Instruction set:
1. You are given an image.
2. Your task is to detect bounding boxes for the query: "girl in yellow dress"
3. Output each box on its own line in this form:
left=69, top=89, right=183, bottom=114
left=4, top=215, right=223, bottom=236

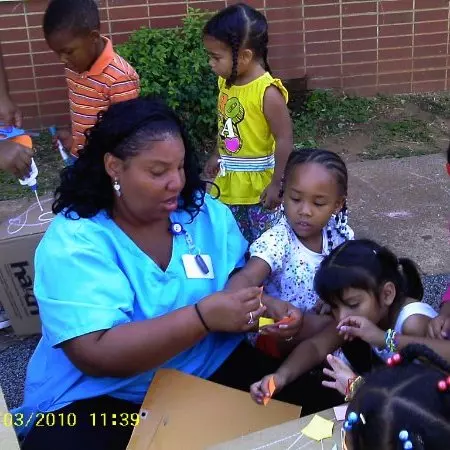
left=203, top=3, right=293, bottom=243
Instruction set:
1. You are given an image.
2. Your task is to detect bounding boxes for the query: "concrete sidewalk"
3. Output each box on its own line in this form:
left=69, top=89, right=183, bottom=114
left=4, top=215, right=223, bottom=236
left=347, top=153, right=449, bottom=275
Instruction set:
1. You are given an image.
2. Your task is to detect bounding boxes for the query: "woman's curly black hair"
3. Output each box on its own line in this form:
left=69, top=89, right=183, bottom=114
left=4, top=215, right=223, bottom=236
left=52, top=96, right=206, bottom=219
left=347, top=344, right=450, bottom=450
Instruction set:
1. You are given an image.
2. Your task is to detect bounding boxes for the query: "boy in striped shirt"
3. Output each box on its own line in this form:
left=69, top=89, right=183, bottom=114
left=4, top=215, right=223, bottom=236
left=43, top=0, right=140, bottom=157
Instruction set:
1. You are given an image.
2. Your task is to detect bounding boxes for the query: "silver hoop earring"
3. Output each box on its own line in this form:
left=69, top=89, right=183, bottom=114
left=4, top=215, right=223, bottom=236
left=113, top=178, right=121, bottom=197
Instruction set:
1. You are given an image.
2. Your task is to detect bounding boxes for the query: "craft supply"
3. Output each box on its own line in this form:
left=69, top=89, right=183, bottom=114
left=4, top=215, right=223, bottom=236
left=262, top=376, right=276, bottom=406
left=277, top=316, right=294, bottom=325
left=259, top=317, right=275, bottom=328
left=301, top=415, right=334, bottom=441
left=49, top=126, right=73, bottom=166
left=333, top=405, right=348, bottom=421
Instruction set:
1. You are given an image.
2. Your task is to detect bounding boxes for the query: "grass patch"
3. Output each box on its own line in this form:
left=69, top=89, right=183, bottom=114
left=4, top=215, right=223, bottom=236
left=0, top=131, right=63, bottom=201
left=407, top=92, right=450, bottom=119
left=363, top=119, right=436, bottom=159
left=292, top=90, right=376, bottom=148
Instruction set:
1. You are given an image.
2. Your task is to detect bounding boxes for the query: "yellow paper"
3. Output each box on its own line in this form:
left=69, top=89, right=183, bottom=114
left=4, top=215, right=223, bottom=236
left=301, top=414, right=334, bottom=441
left=259, top=317, right=275, bottom=328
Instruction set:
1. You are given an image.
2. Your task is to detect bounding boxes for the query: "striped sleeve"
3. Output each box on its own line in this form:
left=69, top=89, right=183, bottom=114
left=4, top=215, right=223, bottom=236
left=108, top=56, right=140, bottom=104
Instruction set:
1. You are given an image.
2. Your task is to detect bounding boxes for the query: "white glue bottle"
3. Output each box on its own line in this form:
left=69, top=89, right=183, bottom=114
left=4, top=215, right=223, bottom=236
left=18, top=158, right=43, bottom=212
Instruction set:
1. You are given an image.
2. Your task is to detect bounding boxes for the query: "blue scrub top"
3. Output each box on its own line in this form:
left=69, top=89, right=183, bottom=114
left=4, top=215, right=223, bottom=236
left=13, top=194, right=248, bottom=438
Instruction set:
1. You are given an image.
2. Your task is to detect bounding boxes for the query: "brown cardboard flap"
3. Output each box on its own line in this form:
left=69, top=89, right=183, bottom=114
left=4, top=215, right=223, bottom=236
left=209, top=407, right=344, bottom=450
left=0, top=195, right=54, bottom=335
left=127, top=369, right=301, bottom=450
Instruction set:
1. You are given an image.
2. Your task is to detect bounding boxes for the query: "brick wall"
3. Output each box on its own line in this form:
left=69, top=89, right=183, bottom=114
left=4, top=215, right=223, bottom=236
left=1, top=0, right=450, bottom=129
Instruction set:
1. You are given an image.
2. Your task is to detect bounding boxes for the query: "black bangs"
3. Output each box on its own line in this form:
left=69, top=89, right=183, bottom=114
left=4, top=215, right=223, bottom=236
left=314, top=265, right=378, bottom=306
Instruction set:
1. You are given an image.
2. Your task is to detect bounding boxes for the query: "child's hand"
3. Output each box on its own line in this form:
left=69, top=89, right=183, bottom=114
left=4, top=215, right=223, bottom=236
left=337, top=316, right=385, bottom=347
left=260, top=180, right=282, bottom=210
left=322, top=354, right=356, bottom=397
left=203, top=153, right=220, bottom=179
left=250, top=373, right=285, bottom=405
left=260, top=308, right=303, bottom=341
left=52, top=128, right=73, bottom=152
left=428, top=315, right=450, bottom=339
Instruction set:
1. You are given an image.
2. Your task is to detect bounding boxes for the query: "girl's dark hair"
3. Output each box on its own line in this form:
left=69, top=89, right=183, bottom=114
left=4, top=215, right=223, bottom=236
left=283, top=148, right=351, bottom=246
left=314, top=239, right=424, bottom=308
left=347, top=344, right=450, bottom=450
left=52, top=96, right=206, bottom=219
left=204, top=3, right=271, bottom=87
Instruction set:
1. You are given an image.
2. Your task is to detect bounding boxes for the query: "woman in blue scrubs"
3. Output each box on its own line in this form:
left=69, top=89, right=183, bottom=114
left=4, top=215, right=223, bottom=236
left=16, top=97, right=343, bottom=450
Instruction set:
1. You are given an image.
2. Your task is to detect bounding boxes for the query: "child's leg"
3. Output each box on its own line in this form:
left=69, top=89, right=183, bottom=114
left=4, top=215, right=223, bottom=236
left=247, top=205, right=282, bottom=242
left=228, top=205, right=253, bottom=243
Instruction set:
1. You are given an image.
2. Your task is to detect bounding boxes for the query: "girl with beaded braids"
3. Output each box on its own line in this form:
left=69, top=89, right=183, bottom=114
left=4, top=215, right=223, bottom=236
left=228, top=149, right=353, bottom=357
left=203, top=3, right=293, bottom=244
left=341, top=344, right=450, bottom=450
left=249, top=239, right=446, bottom=406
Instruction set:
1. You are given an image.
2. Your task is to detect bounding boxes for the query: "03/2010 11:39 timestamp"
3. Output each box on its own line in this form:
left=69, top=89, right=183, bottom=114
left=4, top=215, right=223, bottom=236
left=90, top=413, right=141, bottom=427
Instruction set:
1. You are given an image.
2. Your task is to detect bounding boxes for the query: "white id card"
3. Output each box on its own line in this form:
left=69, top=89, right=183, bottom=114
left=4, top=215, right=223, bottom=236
left=182, top=254, right=214, bottom=279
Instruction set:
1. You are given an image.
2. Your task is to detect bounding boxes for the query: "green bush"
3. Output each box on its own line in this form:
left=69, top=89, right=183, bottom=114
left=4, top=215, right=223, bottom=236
left=116, top=8, right=217, bottom=151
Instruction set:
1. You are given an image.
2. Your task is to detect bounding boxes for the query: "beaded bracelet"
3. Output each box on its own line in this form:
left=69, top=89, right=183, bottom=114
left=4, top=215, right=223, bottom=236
left=385, top=328, right=399, bottom=353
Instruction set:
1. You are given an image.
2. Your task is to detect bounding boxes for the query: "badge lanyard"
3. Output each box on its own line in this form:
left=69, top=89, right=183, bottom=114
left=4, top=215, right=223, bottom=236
left=170, top=222, right=210, bottom=275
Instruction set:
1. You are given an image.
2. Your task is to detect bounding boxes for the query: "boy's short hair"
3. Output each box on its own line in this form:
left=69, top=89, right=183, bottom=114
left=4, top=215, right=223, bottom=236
left=43, top=0, right=100, bottom=38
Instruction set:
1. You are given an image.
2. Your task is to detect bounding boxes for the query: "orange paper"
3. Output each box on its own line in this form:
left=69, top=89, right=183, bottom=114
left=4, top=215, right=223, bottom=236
left=263, top=376, right=276, bottom=406
left=277, top=316, right=294, bottom=325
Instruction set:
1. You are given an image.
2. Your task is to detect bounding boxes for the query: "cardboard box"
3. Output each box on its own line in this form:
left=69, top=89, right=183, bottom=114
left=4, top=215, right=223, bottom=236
left=0, top=387, right=20, bottom=450
left=127, top=369, right=301, bottom=450
left=0, top=195, right=54, bottom=335
left=210, top=406, right=345, bottom=450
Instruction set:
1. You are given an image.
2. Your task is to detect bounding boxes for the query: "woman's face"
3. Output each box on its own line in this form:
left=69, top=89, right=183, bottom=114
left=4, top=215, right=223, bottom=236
left=106, top=135, right=186, bottom=223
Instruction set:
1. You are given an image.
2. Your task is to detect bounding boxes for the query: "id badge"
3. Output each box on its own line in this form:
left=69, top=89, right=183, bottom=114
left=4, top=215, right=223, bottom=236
left=182, top=254, right=215, bottom=279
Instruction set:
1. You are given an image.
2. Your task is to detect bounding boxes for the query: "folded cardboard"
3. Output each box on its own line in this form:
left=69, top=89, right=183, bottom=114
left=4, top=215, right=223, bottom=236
left=127, top=369, right=301, bottom=450
left=0, top=387, right=20, bottom=450
left=209, top=407, right=344, bottom=450
left=0, top=195, right=54, bottom=335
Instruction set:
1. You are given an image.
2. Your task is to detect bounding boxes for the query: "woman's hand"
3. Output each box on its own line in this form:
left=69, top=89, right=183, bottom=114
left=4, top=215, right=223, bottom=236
left=250, top=373, right=286, bottom=405
left=337, top=316, right=385, bottom=347
left=200, top=287, right=266, bottom=333
left=260, top=180, right=282, bottom=210
left=322, top=354, right=356, bottom=396
left=0, top=94, right=22, bottom=127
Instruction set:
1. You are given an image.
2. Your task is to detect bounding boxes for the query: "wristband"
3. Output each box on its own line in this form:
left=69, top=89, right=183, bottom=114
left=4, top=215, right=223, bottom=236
left=194, top=303, right=210, bottom=332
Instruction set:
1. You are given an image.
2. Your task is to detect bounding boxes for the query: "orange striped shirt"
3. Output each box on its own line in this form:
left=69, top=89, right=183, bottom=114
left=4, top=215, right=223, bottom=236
left=66, top=37, right=140, bottom=156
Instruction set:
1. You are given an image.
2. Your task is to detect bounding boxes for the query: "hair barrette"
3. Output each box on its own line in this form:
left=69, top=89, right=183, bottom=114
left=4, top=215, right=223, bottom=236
left=399, top=430, right=413, bottom=449
left=387, top=353, right=402, bottom=367
left=437, top=375, right=450, bottom=392
left=344, top=411, right=365, bottom=431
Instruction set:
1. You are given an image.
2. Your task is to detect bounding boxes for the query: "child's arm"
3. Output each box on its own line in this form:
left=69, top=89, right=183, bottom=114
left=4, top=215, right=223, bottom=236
left=226, top=256, right=271, bottom=291
left=260, top=86, right=293, bottom=210
left=338, top=316, right=450, bottom=362
left=250, top=322, right=342, bottom=404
